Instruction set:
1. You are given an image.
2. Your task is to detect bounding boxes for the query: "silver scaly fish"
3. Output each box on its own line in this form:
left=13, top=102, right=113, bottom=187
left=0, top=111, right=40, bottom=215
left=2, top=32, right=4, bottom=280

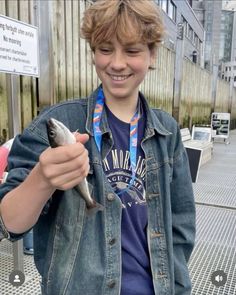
left=46, top=118, right=104, bottom=214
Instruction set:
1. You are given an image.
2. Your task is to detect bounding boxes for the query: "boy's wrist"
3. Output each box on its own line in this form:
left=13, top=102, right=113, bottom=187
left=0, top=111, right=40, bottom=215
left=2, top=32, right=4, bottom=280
left=30, top=163, right=56, bottom=198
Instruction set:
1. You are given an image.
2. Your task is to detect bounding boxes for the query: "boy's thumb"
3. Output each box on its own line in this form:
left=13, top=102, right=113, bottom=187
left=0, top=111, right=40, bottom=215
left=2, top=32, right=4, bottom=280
left=74, top=132, right=89, bottom=144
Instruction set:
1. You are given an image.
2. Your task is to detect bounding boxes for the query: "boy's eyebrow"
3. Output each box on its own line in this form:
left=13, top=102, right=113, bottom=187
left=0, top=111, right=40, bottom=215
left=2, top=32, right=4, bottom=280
left=97, top=41, right=144, bottom=47
left=98, top=41, right=112, bottom=46
left=123, top=42, right=144, bottom=47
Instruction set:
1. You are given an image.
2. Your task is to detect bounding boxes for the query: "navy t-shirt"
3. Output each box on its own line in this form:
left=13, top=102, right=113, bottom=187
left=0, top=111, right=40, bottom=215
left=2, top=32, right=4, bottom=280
left=103, top=103, right=155, bottom=295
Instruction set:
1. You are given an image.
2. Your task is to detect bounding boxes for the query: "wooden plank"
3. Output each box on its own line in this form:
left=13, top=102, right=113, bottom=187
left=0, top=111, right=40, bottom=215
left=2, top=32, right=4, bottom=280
left=19, top=0, right=34, bottom=128
left=85, top=0, right=93, bottom=96
left=160, top=46, right=165, bottom=109
left=28, top=0, right=38, bottom=118
left=0, top=0, right=6, bottom=14
left=163, top=48, right=168, bottom=110
left=65, top=0, right=73, bottom=100
left=79, top=0, right=87, bottom=97
left=6, top=0, right=18, bottom=16
left=57, top=0, right=66, bottom=102
left=156, top=47, right=160, bottom=107
left=72, top=0, right=80, bottom=98
left=231, top=88, right=236, bottom=119
left=86, top=42, right=93, bottom=95
left=50, top=0, right=58, bottom=104
left=92, top=55, right=99, bottom=91
left=6, top=0, right=22, bottom=133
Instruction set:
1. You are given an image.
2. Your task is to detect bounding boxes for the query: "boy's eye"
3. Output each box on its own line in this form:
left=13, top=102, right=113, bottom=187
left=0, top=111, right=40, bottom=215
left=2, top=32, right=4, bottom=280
left=98, top=47, right=112, bottom=54
left=126, top=49, right=141, bottom=55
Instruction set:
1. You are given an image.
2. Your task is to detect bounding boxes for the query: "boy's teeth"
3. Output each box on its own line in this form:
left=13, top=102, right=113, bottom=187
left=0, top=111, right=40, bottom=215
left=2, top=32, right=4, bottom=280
left=110, top=75, right=129, bottom=81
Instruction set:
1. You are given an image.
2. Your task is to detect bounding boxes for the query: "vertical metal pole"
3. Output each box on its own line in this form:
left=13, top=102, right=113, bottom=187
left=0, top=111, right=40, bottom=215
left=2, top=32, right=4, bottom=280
left=13, top=240, right=24, bottom=272
left=228, top=71, right=234, bottom=115
left=173, top=24, right=184, bottom=125
left=37, top=0, right=54, bottom=109
left=6, top=74, right=21, bottom=137
left=211, top=59, right=218, bottom=114
left=6, top=74, right=24, bottom=273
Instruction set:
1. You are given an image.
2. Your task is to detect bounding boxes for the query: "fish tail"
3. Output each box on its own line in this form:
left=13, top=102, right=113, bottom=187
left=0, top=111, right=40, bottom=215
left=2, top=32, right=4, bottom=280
left=86, top=200, right=104, bottom=216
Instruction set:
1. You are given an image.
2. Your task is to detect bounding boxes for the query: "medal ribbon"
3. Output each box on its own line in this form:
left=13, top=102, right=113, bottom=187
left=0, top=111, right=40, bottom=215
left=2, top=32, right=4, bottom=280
left=93, top=87, right=139, bottom=191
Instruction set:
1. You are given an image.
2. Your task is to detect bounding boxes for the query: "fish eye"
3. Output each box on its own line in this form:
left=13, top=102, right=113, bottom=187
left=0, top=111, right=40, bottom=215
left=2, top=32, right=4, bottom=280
left=49, top=130, right=55, bottom=137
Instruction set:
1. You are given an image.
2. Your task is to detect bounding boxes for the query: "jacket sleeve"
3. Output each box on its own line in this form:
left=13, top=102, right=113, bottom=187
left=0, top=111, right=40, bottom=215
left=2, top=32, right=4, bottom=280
left=170, top=131, right=196, bottom=295
left=0, top=122, right=50, bottom=242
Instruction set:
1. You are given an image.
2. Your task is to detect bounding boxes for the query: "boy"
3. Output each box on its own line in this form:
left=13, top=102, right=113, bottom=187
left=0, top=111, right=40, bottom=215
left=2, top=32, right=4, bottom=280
left=0, top=1, right=195, bottom=294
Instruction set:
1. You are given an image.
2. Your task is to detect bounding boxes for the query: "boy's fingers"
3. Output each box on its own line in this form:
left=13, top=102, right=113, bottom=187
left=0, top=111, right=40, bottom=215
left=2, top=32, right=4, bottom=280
left=74, top=133, right=89, bottom=144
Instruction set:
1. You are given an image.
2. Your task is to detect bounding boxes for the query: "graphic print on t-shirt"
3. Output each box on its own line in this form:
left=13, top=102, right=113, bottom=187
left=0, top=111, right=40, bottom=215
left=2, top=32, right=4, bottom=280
left=103, top=150, right=146, bottom=208
left=102, top=103, right=147, bottom=209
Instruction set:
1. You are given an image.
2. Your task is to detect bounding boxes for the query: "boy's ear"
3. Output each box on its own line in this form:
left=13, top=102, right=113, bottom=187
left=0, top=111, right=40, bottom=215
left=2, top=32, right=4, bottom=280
left=149, top=49, right=157, bottom=70
left=92, top=54, right=95, bottom=65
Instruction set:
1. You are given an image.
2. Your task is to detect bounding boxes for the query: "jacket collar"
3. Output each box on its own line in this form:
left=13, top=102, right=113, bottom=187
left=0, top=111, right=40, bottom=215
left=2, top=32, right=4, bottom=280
left=85, top=86, right=172, bottom=138
left=139, top=92, right=172, bottom=137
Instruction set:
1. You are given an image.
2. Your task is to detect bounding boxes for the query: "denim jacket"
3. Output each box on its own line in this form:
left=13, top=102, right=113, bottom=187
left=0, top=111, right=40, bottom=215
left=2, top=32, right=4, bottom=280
left=0, top=88, right=195, bottom=295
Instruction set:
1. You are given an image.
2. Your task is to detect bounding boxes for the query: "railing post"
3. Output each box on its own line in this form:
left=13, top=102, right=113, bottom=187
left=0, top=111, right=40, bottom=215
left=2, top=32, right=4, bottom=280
left=36, top=0, right=54, bottom=109
left=172, top=23, right=184, bottom=125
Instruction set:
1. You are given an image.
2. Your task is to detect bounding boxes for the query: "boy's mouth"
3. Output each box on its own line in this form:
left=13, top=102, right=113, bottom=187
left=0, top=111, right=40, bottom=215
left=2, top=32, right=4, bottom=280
left=109, top=74, right=132, bottom=81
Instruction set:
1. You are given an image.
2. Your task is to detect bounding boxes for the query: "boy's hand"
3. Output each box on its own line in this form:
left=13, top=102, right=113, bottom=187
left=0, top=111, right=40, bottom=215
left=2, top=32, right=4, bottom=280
left=38, top=133, right=90, bottom=191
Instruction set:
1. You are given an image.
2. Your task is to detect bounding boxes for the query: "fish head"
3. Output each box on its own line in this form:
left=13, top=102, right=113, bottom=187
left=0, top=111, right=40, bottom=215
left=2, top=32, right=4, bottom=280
left=46, top=118, right=75, bottom=147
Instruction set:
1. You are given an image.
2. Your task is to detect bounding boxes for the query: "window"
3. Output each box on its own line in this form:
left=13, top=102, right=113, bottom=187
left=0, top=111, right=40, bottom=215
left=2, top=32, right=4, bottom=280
left=193, top=34, right=199, bottom=46
left=207, top=13, right=213, bottom=21
left=168, top=1, right=176, bottom=22
left=205, top=33, right=211, bottom=42
left=159, top=0, right=176, bottom=22
left=188, top=25, right=193, bottom=40
left=182, top=18, right=188, bottom=37
left=160, top=0, right=167, bottom=12
left=207, top=23, right=212, bottom=31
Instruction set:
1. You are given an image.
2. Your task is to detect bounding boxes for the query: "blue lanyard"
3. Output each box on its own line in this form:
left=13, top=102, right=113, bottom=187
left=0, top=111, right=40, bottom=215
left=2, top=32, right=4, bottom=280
left=93, top=87, right=139, bottom=191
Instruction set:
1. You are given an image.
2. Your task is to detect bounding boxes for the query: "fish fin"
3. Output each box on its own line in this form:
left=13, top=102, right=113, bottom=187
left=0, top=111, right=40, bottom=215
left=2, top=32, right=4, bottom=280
left=86, top=201, right=104, bottom=217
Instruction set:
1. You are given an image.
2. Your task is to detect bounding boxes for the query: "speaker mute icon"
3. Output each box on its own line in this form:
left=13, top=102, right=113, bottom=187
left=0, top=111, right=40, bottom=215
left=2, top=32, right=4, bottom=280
left=211, top=270, right=227, bottom=287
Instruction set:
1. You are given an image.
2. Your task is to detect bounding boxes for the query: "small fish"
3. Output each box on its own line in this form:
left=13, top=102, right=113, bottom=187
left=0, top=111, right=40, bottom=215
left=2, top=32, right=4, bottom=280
left=46, top=118, right=104, bottom=213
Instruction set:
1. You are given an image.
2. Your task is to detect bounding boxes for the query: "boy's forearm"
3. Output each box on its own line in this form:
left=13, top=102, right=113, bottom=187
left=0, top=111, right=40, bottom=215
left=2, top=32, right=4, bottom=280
left=0, top=163, right=55, bottom=234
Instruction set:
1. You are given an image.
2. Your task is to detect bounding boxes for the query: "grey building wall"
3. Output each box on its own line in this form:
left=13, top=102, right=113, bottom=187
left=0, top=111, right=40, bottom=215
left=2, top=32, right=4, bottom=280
left=219, top=10, right=234, bottom=63
left=158, top=0, right=204, bottom=66
left=192, top=0, right=223, bottom=72
left=221, top=12, right=236, bottom=87
left=231, top=11, right=236, bottom=65
left=204, top=0, right=222, bottom=71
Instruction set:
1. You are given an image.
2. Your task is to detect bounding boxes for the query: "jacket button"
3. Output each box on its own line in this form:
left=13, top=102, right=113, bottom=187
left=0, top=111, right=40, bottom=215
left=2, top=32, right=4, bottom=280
left=109, top=238, right=116, bottom=245
left=107, top=193, right=115, bottom=201
left=107, top=280, right=116, bottom=288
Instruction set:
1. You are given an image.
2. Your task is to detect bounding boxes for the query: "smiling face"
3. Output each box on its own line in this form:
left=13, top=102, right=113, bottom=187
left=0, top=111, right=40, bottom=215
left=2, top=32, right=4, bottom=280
left=81, top=0, right=164, bottom=103
left=94, top=37, right=155, bottom=103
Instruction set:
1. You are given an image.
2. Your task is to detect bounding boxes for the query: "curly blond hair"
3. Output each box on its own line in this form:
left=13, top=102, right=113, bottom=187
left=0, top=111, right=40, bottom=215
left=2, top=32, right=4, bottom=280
left=81, top=0, right=164, bottom=53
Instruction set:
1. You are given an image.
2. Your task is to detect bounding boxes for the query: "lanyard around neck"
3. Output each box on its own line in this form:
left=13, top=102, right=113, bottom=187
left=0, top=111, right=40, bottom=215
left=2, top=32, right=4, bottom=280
left=93, top=87, right=139, bottom=189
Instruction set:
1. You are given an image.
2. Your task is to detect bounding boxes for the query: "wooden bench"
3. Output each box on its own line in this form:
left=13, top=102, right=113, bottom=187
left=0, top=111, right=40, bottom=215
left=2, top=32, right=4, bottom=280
left=180, top=127, right=213, bottom=167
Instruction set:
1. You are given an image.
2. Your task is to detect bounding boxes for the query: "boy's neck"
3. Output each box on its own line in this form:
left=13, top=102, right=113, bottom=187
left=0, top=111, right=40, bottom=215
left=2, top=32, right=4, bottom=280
left=104, top=91, right=139, bottom=123
left=104, top=96, right=139, bottom=123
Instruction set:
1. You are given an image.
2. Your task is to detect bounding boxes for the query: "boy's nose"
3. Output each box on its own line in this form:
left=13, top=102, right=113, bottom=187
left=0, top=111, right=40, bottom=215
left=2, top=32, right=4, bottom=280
left=110, top=51, right=126, bottom=70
